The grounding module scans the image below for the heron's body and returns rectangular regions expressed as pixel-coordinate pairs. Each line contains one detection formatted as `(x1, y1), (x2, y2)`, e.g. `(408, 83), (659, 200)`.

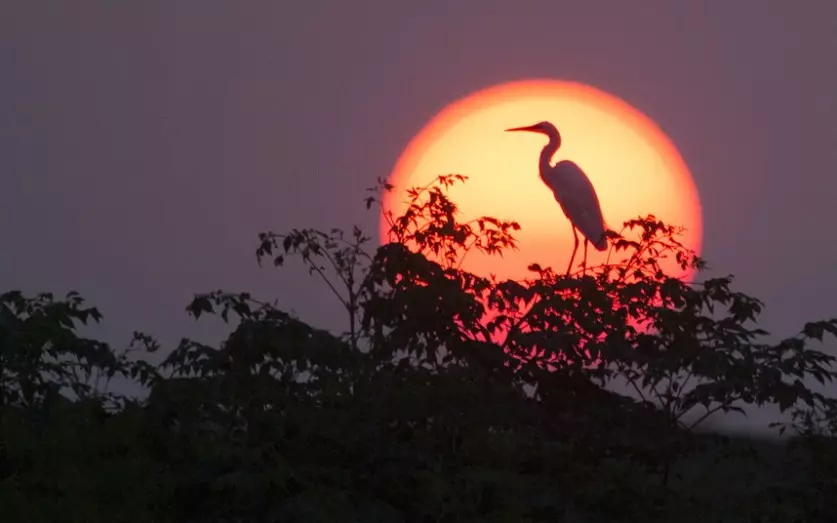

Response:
(506, 120), (608, 274)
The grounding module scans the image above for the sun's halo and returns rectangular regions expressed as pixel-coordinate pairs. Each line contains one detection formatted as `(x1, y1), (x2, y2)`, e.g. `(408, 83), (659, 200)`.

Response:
(381, 79), (702, 282)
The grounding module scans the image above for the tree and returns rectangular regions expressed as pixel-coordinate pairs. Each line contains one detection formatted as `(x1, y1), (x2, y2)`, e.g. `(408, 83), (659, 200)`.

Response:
(1, 174), (836, 521)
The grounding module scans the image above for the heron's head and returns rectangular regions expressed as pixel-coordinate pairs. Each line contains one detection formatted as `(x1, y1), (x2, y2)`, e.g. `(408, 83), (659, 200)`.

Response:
(505, 120), (559, 140)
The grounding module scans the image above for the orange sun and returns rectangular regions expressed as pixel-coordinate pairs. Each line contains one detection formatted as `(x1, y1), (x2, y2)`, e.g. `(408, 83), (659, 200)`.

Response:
(381, 79), (702, 281)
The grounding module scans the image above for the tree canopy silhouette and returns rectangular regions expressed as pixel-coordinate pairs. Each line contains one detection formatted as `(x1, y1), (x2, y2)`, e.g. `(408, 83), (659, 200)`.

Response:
(1, 174), (836, 522)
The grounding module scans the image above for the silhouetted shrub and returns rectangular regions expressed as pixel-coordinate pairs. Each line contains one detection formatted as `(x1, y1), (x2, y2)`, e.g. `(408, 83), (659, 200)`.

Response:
(1, 175), (836, 522)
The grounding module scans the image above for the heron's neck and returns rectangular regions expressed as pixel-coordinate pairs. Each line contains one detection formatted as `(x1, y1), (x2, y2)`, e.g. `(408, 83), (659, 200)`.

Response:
(539, 137), (559, 173)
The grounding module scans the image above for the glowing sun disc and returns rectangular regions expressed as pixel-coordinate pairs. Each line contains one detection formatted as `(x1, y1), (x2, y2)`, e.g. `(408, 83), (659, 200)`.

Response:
(381, 79), (702, 282)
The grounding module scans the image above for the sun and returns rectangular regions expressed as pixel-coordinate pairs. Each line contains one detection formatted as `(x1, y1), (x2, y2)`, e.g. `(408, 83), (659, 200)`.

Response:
(381, 79), (702, 282)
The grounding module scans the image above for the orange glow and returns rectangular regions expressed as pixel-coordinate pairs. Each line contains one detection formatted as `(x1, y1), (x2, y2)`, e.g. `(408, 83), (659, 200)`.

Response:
(381, 79), (702, 281)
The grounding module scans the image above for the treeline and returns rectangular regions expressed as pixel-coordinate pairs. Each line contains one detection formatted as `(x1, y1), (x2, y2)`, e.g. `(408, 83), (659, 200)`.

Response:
(1, 175), (836, 522)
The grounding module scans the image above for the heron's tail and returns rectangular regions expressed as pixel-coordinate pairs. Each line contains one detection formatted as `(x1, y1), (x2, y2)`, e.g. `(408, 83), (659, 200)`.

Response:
(594, 228), (620, 251)
(594, 219), (617, 252)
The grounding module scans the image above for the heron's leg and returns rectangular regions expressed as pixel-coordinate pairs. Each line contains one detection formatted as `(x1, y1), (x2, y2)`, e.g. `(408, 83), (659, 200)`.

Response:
(567, 226), (580, 276)
(582, 238), (589, 274)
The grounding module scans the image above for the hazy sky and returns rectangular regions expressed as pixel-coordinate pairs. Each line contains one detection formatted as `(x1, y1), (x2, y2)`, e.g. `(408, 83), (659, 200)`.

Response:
(2, 2), (836, 432)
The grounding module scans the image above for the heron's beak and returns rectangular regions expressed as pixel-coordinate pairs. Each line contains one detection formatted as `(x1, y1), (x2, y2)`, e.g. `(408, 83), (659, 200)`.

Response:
(505, 125), (539, 133)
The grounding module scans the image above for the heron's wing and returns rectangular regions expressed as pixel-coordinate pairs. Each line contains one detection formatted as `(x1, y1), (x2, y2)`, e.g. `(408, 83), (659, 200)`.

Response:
(542, 161), (608, 250)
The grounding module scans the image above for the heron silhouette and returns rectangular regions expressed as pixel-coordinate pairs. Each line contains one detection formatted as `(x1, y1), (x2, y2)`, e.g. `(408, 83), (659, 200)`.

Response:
(506, 121), (608, 275)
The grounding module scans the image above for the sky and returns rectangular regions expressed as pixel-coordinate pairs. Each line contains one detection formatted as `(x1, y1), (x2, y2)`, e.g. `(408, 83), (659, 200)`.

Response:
(2, 1), (836, 433)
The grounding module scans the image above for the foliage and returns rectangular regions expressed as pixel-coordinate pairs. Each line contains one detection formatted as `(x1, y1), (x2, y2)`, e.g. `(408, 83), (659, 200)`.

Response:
(1, 174), (836, 522)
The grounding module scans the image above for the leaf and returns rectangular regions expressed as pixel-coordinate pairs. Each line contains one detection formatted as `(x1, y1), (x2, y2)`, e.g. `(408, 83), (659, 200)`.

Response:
(187, 296), (214, 319)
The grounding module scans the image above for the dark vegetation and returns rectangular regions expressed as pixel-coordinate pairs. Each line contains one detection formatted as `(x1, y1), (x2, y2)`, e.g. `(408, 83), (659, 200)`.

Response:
(1, 175), (836, 522)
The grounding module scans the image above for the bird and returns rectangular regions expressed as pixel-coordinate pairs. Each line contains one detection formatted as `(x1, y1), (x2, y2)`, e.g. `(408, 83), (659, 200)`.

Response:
(506, 121), (608, 275)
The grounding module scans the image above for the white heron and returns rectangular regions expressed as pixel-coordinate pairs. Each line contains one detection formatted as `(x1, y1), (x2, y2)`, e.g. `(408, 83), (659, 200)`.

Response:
(506, 121), (608, 275)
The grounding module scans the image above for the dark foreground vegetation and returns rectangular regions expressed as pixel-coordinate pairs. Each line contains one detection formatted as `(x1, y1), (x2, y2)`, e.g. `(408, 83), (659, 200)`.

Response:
(2, 175), (836, 522)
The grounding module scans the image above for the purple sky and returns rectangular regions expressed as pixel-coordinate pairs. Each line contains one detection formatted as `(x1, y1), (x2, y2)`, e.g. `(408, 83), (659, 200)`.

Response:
(2, 2), (836, 433)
